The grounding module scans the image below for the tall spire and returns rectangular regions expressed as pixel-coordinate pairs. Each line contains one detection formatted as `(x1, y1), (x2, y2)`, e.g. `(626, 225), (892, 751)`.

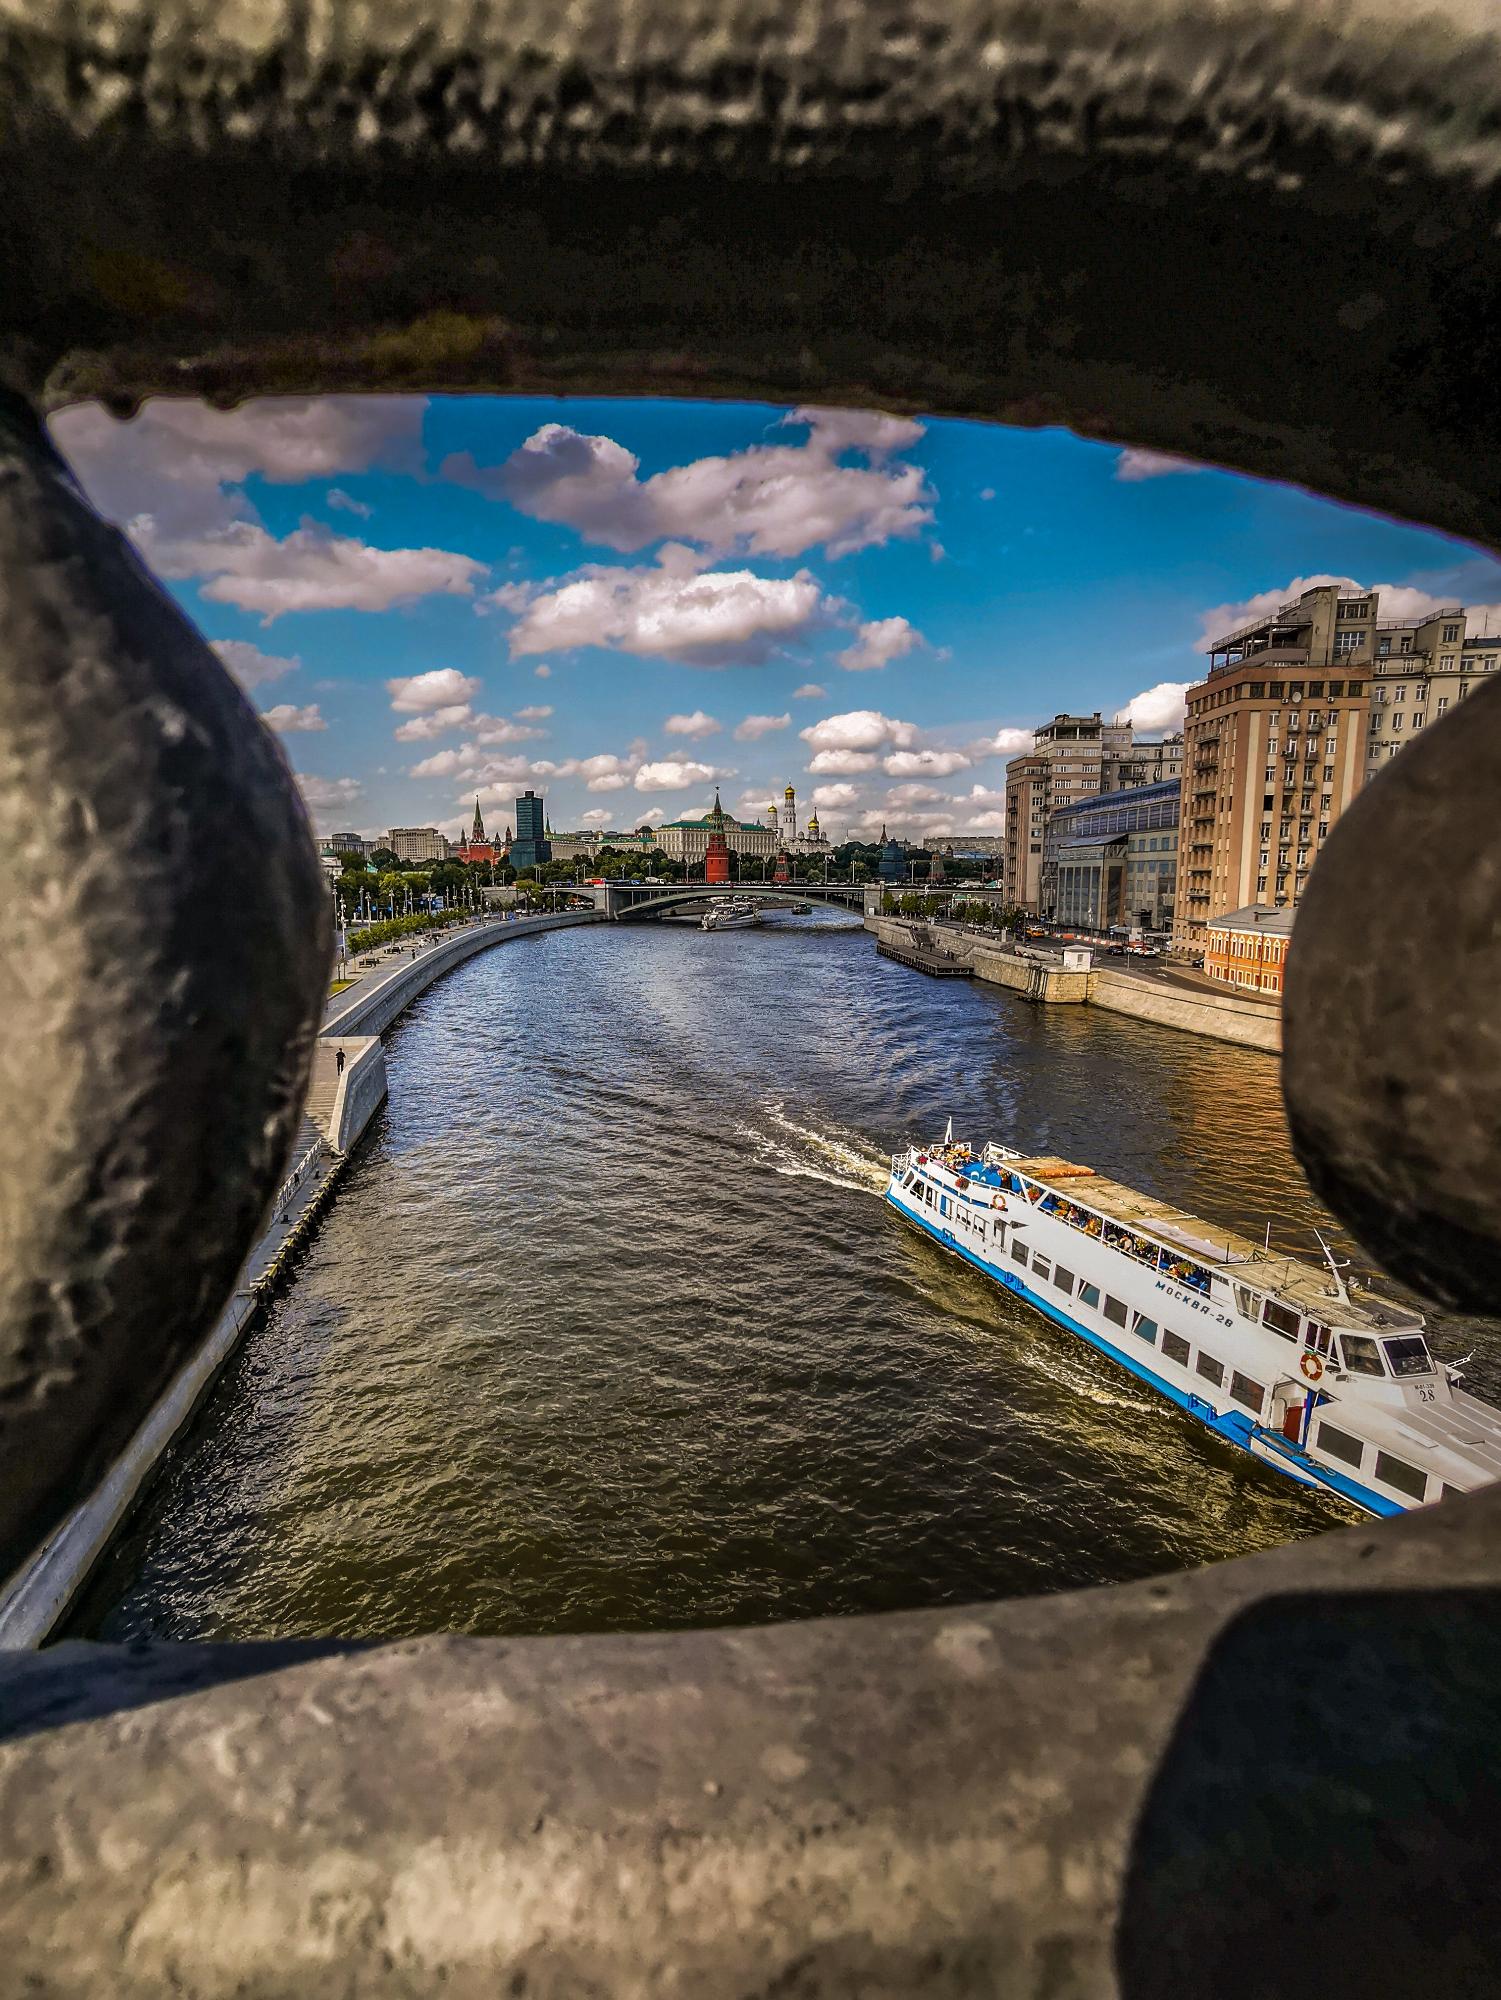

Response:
(471, 795), (485, 843)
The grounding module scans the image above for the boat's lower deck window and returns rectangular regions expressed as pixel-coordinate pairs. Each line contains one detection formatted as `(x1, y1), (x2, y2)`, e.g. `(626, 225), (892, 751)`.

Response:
(1103, 1295), (1128, 1328)
(1078, 1282), (1100, 1310)
(1195, 1352), (1224, 1387)
(1316, 1421), (1364, 1469)
(1011, 1239), (1029, 1265)
(1230, 1371), (1266, 1416)
(1374, 1450), (1428, 1502)
(1162, 1331), (1191, 1366)
(1053, 1265), (1075, 1295)
(1443, 1483), (1468, 1501)
(1032, 1254), (1052, 1281)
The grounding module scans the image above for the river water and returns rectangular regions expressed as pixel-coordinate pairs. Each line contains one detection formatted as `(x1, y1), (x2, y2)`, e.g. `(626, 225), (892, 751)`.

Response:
(72, 918), (1500, 1641)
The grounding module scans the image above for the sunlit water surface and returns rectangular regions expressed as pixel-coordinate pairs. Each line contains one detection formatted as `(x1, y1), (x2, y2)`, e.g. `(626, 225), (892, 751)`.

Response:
(73, 918), (1500, 1641)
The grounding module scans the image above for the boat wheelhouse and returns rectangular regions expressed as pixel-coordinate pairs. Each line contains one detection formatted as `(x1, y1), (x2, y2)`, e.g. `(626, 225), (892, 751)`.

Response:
(886, 1134), (1501, 1517)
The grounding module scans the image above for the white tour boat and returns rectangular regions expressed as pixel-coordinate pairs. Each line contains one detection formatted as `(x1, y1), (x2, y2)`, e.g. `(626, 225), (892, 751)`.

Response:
(701, 897), (763, 931)
(887, 1130), (1501, 1516)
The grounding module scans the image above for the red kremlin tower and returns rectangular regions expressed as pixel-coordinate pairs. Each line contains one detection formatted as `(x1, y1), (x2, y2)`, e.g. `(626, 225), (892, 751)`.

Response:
(704, 789), (732, 884)
(773, 849), (791, 885)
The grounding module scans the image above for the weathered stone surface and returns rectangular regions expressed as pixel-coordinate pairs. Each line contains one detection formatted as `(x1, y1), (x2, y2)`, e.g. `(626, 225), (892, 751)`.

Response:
(0, 396), (329, 1578)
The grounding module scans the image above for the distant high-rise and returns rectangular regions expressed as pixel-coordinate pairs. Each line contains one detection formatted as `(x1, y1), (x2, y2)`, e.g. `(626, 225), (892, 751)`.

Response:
(510, 789), (552, 869)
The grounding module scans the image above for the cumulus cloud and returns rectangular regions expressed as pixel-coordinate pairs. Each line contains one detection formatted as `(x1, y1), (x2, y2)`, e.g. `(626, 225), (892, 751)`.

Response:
(534, 664), (552, 678)
(883, 782), (948, 807)
(985, 726), (1035, 756)
(580, 808), (612, 825)
(808, 749), (880, 774)
(1115, 681), (1190, 733)
(211, 639), (300, 690)
(734, 712), (791, 741)
(388, 669), (482, 713)
(393, 704), (474, 742)
(634, 759), (727, 793)
(1115, 447), (1202, 481)
(262, 702), (326, 734)
(494, 553), (828, 667)
(810, 782), (863, 811)
(800, 709), (920, 755)
(837, 615), (924, 672)
(49, 399), (472, 622)
(442, 406), (933, 561)
(793, 683), (826, 699)
(295, 773), (363, 825)
(882, 748), (972, 778)
(664, 710), (721, 738)
(515, 704), (553, 720)
(326, 486), (374, 517)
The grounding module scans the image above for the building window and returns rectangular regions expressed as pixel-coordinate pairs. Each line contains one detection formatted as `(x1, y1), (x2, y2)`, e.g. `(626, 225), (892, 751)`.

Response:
(1392, 713), (1403, 731)
(1412, 715), (1424, 729)
(1333, 630), (1362, 655)
(1442, 623), (1461, 643)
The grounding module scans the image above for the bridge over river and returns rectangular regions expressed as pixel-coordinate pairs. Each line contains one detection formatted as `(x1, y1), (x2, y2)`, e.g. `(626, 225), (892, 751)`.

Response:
(574, 879), (872, 921)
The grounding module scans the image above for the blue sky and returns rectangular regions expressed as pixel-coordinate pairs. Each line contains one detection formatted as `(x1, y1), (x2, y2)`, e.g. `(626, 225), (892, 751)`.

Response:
(51, 394), (1501, 843)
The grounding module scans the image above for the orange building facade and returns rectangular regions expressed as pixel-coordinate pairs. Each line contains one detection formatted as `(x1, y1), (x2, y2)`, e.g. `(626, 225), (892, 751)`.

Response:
(1202, 905), (1295, 996)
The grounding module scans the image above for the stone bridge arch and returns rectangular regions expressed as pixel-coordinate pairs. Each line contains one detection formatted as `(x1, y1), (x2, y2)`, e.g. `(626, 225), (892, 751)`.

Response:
(3, 2), (1501, 1992)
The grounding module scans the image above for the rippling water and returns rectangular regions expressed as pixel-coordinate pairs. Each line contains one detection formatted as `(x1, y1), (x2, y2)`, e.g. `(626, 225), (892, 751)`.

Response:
(72, 918), (1501, 1641)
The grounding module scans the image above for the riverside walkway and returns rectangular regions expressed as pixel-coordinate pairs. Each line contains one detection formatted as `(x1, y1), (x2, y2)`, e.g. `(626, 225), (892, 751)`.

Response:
(0, 908), (600, 1648)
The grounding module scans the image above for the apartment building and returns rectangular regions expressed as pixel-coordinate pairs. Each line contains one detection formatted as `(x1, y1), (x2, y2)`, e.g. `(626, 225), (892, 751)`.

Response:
(1365, 610), (1501, 771)
(1044, 779), (1179, 930)
(1174, 584), (1373, 950)
(386, 826), (451, 863)
(1003, 713), (1133, 911)
(1103, 731), (1184, 793)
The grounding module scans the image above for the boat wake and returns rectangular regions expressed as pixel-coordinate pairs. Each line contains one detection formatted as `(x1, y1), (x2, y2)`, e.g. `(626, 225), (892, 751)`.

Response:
(739, 1103), (891, 1196)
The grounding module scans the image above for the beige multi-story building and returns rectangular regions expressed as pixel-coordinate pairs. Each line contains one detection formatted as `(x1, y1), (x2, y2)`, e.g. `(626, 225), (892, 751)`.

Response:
(386, 826), (451, 863)
(1003, 712), (1172, 911)
(1365, 611), (1501, 773)
(1175, 584), (1373, 950)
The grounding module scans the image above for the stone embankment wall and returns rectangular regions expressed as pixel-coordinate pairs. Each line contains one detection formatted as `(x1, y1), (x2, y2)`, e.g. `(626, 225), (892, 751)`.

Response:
(865, 917), (1280, 1053)
(327, 910), (601, 1041)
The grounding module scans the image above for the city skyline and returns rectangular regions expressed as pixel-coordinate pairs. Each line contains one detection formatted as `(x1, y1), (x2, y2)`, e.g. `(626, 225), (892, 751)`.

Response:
(50, 392), (1501, 844)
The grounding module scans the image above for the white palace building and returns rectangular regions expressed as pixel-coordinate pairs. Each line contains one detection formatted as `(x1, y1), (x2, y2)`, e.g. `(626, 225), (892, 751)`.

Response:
(657, 782), (833, 865)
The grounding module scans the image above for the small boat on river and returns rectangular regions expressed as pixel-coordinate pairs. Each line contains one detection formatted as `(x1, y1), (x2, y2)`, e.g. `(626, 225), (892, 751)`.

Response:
(887, 1130), (1501, 1516)
(701, 897), (763, 931)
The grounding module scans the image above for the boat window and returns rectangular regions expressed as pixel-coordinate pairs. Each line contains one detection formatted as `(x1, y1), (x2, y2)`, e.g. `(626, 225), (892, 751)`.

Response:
(1307, 1321), (1332, 1355)
(1103, 1295), (1128, 1328)
(1012, 1240), (1029, 1265)
(1443, 1483), (1468, 1502)
(1262, 1299), (1301, 1340)
(1316, 1421), (1364, 1469)
(1053, 1265), (1074, 1295)
(1132, 1313), (1157, 1345)
(1383, 1335), (1434, 1378)
(1078, 1282), (1100, 1309)
(1374, 1450), (1427, 1502)
(1032, 1254), (1052, 1280)
(1233, 1284), (1258, 1320)
(1338, 1334), (1386, 1377)
(1162, 1330), (1191, 1366)
(1195, 1352), (1225, 1387)
(1230, 1371), (1266, 1415)
(924, 1184), (936, 1207)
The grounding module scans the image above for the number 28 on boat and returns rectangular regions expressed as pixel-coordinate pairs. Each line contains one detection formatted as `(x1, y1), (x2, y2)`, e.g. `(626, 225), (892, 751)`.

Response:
(886, 1132), (1501, 1516)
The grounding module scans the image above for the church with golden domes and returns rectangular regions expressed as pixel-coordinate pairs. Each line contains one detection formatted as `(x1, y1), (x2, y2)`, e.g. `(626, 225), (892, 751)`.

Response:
(765, 781), (831, 856)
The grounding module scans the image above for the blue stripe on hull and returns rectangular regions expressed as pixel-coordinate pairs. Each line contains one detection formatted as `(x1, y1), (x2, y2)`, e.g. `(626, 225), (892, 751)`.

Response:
(886, 1192), (1400, 1518)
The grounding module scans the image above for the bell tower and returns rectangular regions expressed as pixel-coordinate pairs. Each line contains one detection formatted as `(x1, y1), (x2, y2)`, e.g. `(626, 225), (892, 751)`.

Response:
(705, 789), (732, 884)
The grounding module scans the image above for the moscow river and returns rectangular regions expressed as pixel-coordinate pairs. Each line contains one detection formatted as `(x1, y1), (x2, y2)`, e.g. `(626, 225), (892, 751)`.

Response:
(72, 916), (1500, 1641)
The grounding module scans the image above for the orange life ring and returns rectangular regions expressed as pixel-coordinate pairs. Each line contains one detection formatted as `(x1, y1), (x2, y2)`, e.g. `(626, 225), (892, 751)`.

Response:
(1300, 1350), (1324, 1383)
(992, 1195), (1007, 1213)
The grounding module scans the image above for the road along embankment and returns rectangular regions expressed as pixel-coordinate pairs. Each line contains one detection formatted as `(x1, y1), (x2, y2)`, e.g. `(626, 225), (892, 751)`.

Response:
(0, 910), (602, 1648)
(864, 916), (1280, 1054)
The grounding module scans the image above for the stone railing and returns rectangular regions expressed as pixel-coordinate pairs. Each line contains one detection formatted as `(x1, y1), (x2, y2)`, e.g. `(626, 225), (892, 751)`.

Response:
(2, 1), (1500, 1991)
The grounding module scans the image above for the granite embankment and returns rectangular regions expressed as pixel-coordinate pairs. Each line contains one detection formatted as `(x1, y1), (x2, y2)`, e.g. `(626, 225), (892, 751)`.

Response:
(0, 910), (602, 1647)
(864, 916), (1280, 1054)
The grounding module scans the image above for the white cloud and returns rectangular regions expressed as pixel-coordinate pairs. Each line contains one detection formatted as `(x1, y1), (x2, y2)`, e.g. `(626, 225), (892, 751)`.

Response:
(471, 715), (548, 745)
(393, 704), (473, 742)
(295, 773), (363, 826)
(388, 668), (482, 712)
(580, 808), (612, 826)
(961, 784), (1009, 808)
(837, 615), (924, 672)
(211, 639), (300, 690)
(882, 782), (947, 807)
(443, 406), (932, 561)
(534, 664), (552, 678)
(410, 746), (483, 779)
(515, 704), (553, 720)
(634, 759), (727, 793)
(734, 712), (790, 741)
(979, 487), (996, 502)
(496, 554), (828, 667)
(800, 709), (920, 755)
(962, 810), (1009, 831)
(262, 702), (326, 734)
(1115, 447), (1202, 482)
(808, 749), (880, 774)
(883, 748), (972, 778)
(664, 710), (721, 739)
(810, 782), (862, 811)
(153, 519), (484, 621)
(1115, 681), (1190, 733)
(793, 683), (826, 700)
(985, 726), (1035, 756)
(1199, 573), (1501, 648)
(326, 486), (374, 517)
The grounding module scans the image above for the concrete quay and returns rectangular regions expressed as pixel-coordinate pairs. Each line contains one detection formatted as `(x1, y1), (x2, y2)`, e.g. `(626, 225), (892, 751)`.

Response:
(0, 910), (601, 1649)
(865, 915), (1281, 1054)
